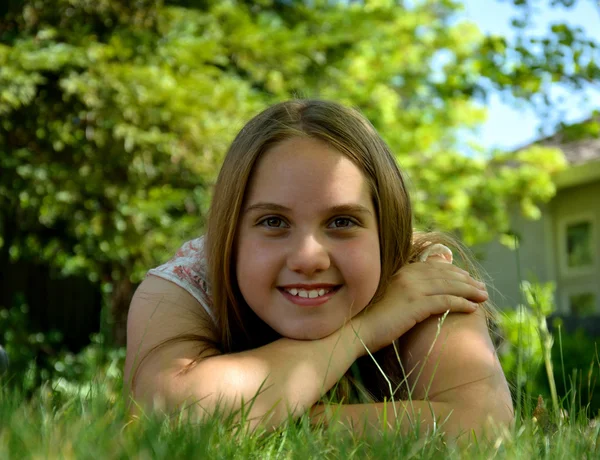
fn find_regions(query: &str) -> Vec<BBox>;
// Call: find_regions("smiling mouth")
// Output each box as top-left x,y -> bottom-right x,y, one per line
285,287 -> 331,298
277,285 -> 342,300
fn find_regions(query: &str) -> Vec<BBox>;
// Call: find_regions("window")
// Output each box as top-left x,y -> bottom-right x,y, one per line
566,221 -> 593,268
559,214 -> 597,276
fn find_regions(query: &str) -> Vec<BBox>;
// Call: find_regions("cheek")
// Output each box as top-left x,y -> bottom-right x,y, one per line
339,238 -> 381,299
236,236 -> 280,294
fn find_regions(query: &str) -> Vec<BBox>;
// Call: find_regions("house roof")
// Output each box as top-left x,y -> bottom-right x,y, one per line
522,116 -> 600,189
540,134 -> 600,165
553,159 -> 600,190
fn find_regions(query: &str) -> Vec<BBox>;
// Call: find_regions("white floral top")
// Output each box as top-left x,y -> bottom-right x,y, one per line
147,236 -> 215,322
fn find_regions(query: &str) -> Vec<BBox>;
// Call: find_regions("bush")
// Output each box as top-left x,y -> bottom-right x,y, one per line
0,294 -> 65,393
49,333 -> 125,403
1,294 -> 125,402
497,281 -> 600,418
497,304 -> 544,399
540,324 -> 600,418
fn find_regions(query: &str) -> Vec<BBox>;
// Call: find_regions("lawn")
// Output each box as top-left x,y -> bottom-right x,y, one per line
1,372 -> 600,459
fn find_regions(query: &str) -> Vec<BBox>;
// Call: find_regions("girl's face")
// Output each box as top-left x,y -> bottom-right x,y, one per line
236,137 -> 381,340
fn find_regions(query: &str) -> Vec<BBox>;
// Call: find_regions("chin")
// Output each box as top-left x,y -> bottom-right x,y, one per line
277,324 -> 339,341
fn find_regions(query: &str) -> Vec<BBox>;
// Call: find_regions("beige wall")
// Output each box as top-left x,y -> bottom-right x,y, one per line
550,181 -> 600,314
476,204 -> 553,309
477,180 -> 600,313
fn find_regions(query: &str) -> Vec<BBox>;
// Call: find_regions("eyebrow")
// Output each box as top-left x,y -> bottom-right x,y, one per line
243,202 -> 373,216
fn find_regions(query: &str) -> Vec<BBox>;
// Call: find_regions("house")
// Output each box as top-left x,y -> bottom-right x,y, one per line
478,120 -> 600,324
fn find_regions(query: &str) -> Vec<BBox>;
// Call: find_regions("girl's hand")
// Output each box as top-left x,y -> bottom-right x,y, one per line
354,260 -> 487,354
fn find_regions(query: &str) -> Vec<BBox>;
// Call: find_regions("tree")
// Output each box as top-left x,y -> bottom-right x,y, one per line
479,0 -> 600,116
0,0 -> 593,343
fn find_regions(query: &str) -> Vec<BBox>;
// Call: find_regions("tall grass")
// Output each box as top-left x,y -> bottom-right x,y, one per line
2,310 -> 600,459
1,370 -> 600,459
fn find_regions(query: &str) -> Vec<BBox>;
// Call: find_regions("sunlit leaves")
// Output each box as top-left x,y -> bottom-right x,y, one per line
478,0 -> 600,116
0,0 -> 587,294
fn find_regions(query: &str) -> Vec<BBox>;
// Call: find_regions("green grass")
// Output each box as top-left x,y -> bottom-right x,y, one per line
2,312 -> 600,458
1,374 -> 600,459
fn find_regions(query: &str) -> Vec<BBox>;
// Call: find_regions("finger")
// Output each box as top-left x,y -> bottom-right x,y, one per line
423,259 -> 469,275
411,295 -> 478,324
394,260 -> 467,278
419,244 -> 453,263
425,261 -> 486,287
429,295 -> 480,314
401,262 -> 487,290
424,253 -> 451,263
419,279 -> 488,303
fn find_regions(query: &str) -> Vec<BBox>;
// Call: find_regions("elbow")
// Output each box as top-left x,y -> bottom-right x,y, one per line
480,399 -> 514,432
438,381 -> 514,441
124,358 -> 300,432
125,370 -> 187,417
450,374 -> 515,441
483,383 -> 515,430
451,397 -> 514,442
162,360 -> 294,430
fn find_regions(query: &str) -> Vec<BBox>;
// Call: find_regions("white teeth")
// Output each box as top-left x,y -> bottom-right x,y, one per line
285,287 -> 333,298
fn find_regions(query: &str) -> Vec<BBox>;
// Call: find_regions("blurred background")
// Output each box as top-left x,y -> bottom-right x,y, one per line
1,0 -> 599,412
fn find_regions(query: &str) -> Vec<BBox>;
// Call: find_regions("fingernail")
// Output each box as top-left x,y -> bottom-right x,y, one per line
476,281 -> 486,288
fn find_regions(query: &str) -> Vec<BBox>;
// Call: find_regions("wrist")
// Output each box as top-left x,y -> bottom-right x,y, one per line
308,403 -> 327,426
338,315 -> 369,359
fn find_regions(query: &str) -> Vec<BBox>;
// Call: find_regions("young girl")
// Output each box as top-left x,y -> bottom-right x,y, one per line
124,99 -> 513,439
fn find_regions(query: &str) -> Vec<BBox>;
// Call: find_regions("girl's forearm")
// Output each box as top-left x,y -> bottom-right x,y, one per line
309,401 -> 472,441
309,400 -> 450,437
177,319 -> 367,428
309,398 -> 513,441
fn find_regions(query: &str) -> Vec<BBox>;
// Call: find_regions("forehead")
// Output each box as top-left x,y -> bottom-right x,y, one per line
245,137 -> 372,207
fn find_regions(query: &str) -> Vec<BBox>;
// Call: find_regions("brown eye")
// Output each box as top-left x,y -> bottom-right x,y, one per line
259,217 -> 288,228
329,218 -> 355,229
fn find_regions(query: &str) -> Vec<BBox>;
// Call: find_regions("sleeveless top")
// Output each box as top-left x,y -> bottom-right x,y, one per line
146,236 -> 453,324
147,236 -> 216,323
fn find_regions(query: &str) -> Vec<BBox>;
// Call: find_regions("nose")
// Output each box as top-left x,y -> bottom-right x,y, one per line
286,233 -> 331,276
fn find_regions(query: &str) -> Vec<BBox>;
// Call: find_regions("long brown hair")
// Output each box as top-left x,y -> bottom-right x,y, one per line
204,99 -> 493,403
206,100 -> 411,350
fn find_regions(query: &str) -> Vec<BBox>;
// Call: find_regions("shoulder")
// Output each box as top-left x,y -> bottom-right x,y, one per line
124,273 -> 220,402
148,236 -> 209,288
399,309 -> 513,419
147,236 -> 214,321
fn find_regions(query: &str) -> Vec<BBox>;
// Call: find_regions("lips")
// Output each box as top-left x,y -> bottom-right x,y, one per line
277,285 -> 342,307
284,286 -> 335,298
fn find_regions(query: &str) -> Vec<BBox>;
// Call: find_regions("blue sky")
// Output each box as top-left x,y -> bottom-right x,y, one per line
460,0 -> 600,150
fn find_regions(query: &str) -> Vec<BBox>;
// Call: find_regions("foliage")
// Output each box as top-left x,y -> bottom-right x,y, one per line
0,296 -> 65,393
480,0 -> 600,115
498,303 -> 544,395
497,280 -> 600,417
0,0 -> 581,305
541,325 -> 600,418
557,116 -> 600,143
47,334 -> 125,404
497,281 -> 557,403
0,296 -> 124,399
